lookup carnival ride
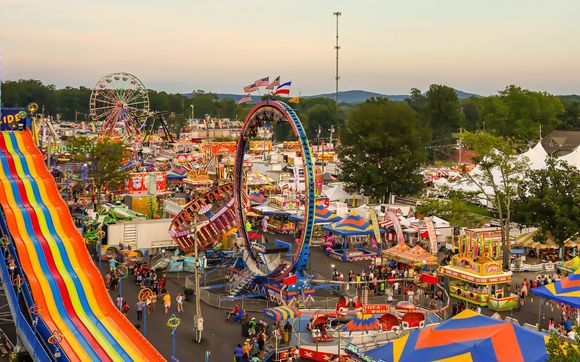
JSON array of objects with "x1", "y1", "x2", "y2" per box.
[
  {"x1": 232, "y1": 100, "x2": 315, "y2": 302},
  {"x1": 169, "y1": 182, "x2": 238, "y2": 253},
  {"x1": 0, "y1": 119, "x2": 163, "y2": 360},
  {"x1": 90, "y1": 72, "x2": 150, "y2": 139}
]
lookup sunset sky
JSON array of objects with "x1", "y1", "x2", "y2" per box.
[{"x1": 1, "y1": 0, "x2": 578, "y2": 95}]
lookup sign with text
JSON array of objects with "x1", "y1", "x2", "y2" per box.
[{"x1": 362, "y1": 304, "x2": 391, "y2": 314}]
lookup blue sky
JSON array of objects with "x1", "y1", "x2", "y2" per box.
[{"x1": 1, "y1": 0, "x2": 579, "y2": 95}]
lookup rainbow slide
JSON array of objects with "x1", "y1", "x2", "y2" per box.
[{"x1": 0, "y1": 130, "x2": 164, "y2": 361}]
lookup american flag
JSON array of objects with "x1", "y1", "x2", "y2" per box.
[
  {"x1": 237, "y1": 94, "x2": 252, "y2": 104},
  {"x1": 255, "y1": 77, "x2": 269, "y2": 87},
  {"x1": 244, "y1": 83, "x2": 258, "y2": 93},
  {"x1": 266, "y1": 76, "x2": 280, "y2": 90}
]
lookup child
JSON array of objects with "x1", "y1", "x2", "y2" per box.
[
  {"x1": 163, "y1": 291, "x2": 171, "y2": 314},
  {"x1": 176, "y1": 293, "x2": 184, "y2": 313}
]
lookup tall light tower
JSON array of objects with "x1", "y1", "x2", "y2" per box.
[{"x1": 333, "y1": 11, "x2": 341, "y2": 107}]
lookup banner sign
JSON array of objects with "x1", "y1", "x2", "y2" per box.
[
  {"x1": 0, "y1": 108, "x2": 28, "y2": 131},
  {"x1": 424, "y1": 217, "x2": 437, "y2": 254},
  {"x1": 387, "y1": 210, "x2": 405, "y2": 245},
  {"x1": 369, "y1": 209, "x2": 382, "y2": 247}
]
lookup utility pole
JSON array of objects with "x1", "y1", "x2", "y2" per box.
[{"x1": 333, "y1": 11, "x2": 341, "y2": 108}]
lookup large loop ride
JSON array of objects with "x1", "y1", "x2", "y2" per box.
[{"x1": 234, "y1": 100, "x2": 315, "y2": 280}]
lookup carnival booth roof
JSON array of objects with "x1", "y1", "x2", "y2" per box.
[
  {"x1": 513, "y1": 229, "x2": 559, "y2": 249},
  {"x1": 531, "y1": 267, "x2": 580, "y2": 308},
  {"x1": 358, "y1": 309, "x2": 549, "y2": 362},
  {"x1": 289, "y1": 203, "x2": 342, "y2": 224},
  {"x1": 249, "y1": 191, "x2": 267, "y2": 206},
  {"x1": 323, "y1": 212, "x2": 384, "y2": 236},
  {"x1": 166, "y1": 165, "x2": 188, "y2": 179},
  {"x1": 263, "y1": 306, "x2": 301, "y2": 322},
  {"x1": 382, "y1": 243, "x2": 438, "y2": 266},
  {"x1": 563, "y1": 256, "x2": 580, "y2": 271}
]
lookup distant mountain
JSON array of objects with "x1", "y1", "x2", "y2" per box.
[
  {"x1": 306, "y1": 90, "x2": 409, "y2": 103},
  {"x1": 184, "y1": 89, "x2": 481, "y2": 104}
]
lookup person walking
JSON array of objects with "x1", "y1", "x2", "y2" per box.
[
  {"x1": 163, "y1": 291, "x2": 171, "y2": 314},
  {"x1": 176, "y1": 293, "x2": 184, "y2": 313},
  {"x1": 135, "y1": 300, "x2": 143, "y2": 321},
  {"x1": 234, "y1": 344, "x2": 244, "y2": 362},
  {"x1": 116, "y1": 295, "x2": 124, "y2": 310},
  {"x1": 121, "y1": 301, "x2": 130, "y2": 316}
]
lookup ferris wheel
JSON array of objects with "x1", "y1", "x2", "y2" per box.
[{"x1": 89, "y1": 72, "x2": 150, "y2": 138}]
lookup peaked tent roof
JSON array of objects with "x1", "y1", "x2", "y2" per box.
[
  {"x1": 166, "y1": 165, "x2": 188, "y2": 179},
  {"x1": 249, "y1": 192, "x2": 267, "y2": 206},
  {"x1": 559, "y1": 146, "x2": 580, "y2": 169},
  {"x1": 354, "y1": 309, "x2": 549, "y2": 362},
  {"x1": 289, "y1": 203, "x2": 342, "y2": 224},
  {"x1": 531, "y1": 267, "x2": 580, "y2": 308},
  {"x1": 323, "y1": 212, "x2": 384, "y2": 236},
  {"x1": 520, "y1": 141, "x2": 548, "y2": 170}
]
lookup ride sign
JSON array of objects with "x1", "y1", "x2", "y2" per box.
[
  {"x1": 362, "y1": 304, "x2": 391, "y2": 314},
  {"x1": 0, "y1": 109, "x2": 28, "y2": 130}
]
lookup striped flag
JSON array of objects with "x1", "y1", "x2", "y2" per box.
[
  {"x1": 266, "y1": 76, "x2": 280, "y2": 90},
  {"x1": 255, "y1": 77, "x2": 269, "y2": 87},
  {"x1": 273, "y1": 81, "x2": 291, "y2": 96},
  {"x1": 238, "y1": 94, "x2": 252, "y2": 104},
  {"x1": 244, "y1": 83, "x2": 258, "y2": 93}
]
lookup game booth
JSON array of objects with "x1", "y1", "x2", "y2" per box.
[
  {"x1": 323, "y1": 213, "x2": 384, "y2": 262},
  {"x1": 382, "y1": 243, "x2": 438, "y2": 267},
  {"x1": 289, "y1": 203, "x2": 342, "y2": 245}
]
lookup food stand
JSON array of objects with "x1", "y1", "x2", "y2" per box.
[
  {"x1": 382, "y1": 243, "x2": 438, "y2": 267},
  {"x1": 438, "y1": 254, "x2": 518, "y2": 311}
]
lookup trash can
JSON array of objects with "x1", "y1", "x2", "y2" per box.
[{"x1": 184, "y1": 288, "x2": 194, "y2": 302}]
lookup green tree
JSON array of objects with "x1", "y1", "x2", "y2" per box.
[
  {"x1": 479, "y1": 86, "x2": 564, "y2": 141},
  {"x1": 166, "y1": 115, "x2": 187, "y2": 136},
  {"x1": 416, "y1": 196, "x2": 487, "y2": 228},
  {"x1": 546, "y1": 326, "x2": 580, "y2": 362},
  {"x1": 558, "y1": 98, "x2": 580, "y2": 130},
  {"x1": 513, "y1": 158, "x2": 580, "y2": 246},
  {"x1": 405, "y1": 88, "x2": 428, "y2": 115},
  {"x1": 338, "y1": 98, "x2": 426, "y2": 202},
  {"x1": 461, "y1": 97, "x2": 482, "y2": 131},
  {"x1": 303, "y1": 103, "x2": 341, "y2": 140},
  {"x1": 458, "y1": 132, "x2": 530, "y2": 269},
  {"x1": 426, "y1": 84, "x2": 463, "y2": 140},
  {"x1": 68, "y1": 136, "x2": 129, "y2": 203}
]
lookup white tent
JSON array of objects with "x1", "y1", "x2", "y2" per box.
[
  {"x1": 323, "y1": 183, "x2": 358, "y2": 202},
  {"x1": 559, "y1": 147, "x2": 580, "y2": 169},
  {"x1": 519, "y1": 141, "x2": 548, "y2": 170}
]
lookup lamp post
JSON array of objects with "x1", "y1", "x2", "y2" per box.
[
  {"x1": 194, "y1": 205, "x2": 211, "y2": 343},
  {"x1": 81, "y1": 163, "x2": 88, "y2": 235},
  {"x1": 114, "y1": 264, "x2": 128, "y2": 310},
  {"x1": 167, "y1": 314, "x2": 181, "y2": 359},
  {"x1": 30, "y1": 305, "x2": 41, "y2": 360},
  {"x1": 139, "y1": 288, "x2": 153, "y2": 338}
]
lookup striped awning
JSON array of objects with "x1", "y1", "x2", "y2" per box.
[
  {"x1": 263, "y1": 306, "x2": 301, "y2": 322},
  {"x1": 513, "y1": 230, "x2": 559, "y2": 249}
]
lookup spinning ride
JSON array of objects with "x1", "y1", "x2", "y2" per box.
[
  {"x1": 169, "y1": 183, "x2": 238, "y2": 253},
  {"x1": 234, "y1": 100, "x2": 315, "y2": 283},
  {"x1": 89, "y1": 72, "x2": 150, "y2": 138}
]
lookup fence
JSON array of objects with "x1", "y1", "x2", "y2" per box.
[{"x1": 199, "y1": 278, "x2": 450, "y2": 320}]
